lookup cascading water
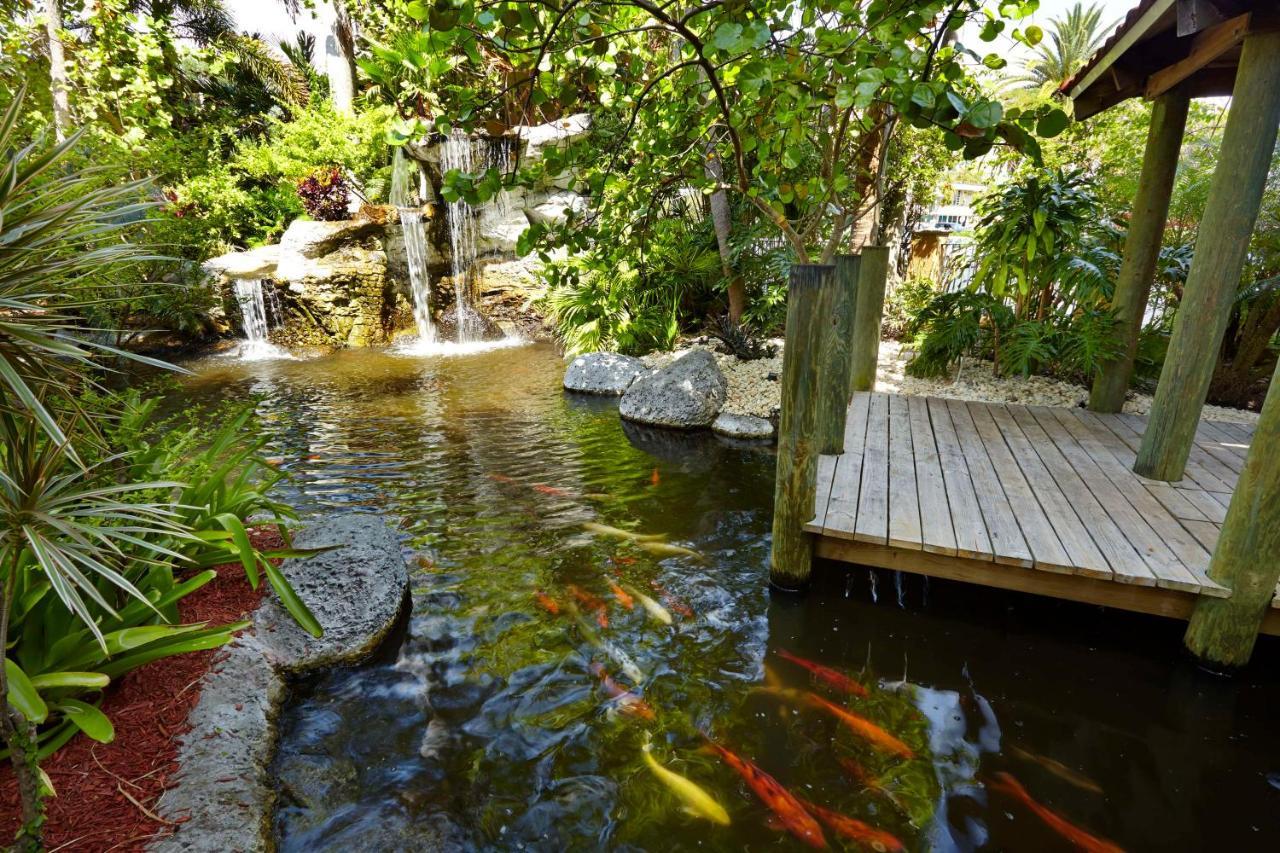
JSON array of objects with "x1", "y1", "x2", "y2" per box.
[
  {"x1": 439, "y1": 131, "x2": 483, "y2": 342},
  {"x1": 232, "y1": 279, "x2": 290, "y2": 360},
  {"x1": 391, "y1": 148, "x2": 436, "y2": 344}
]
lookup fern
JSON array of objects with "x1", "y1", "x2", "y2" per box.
[
  {"x1": 1057, "y1": 309, "x2": 1123, "y2": 381},
  {"x1": 999, "y1": 321, "x2": 1057, "y2": 376}
]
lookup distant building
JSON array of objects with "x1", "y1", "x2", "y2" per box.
[
  {"x1": 906, "y1": 180, "x2": 985, "y2": 288},
  {"x1": 918, "y1": 180, "x2": 984, "y2": 232}
]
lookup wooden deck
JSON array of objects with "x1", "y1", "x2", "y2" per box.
[{"x1": 808, "y1": 393, "x2": 1280, "y2": 634}]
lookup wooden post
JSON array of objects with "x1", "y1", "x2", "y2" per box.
[
  {"x1": 817, "y1": 254, "x2": 861, "y2": 453},
  {"x1": 1135, "y1": 28, "x2": 1280, "y2": 481},
  {"x1": 771, "y1": 264, "x2": 838, "y2": 591},
  {"x1": 848, "y1": 246, "x2": 890, "y2": 394},
  {"x1": 1183, "y1": 359, "x2": 1280, "y2": 669},
  {"x1": 1089, "y1": 86, "x2": 1190, "y2": 413}
]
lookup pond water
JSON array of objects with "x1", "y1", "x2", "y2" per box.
[{"x1": 176, "y1": 342, "x2": 1280, "y2": 852}]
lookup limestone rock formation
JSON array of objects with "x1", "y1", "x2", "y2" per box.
[
  {"x1": 619, "y1": 350, "x2": 727, "y2": 428},
  {"x1": 564, "y1": 352, "x2": 646, "y2": 395}
]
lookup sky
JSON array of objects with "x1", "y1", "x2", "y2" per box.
[{"x1": 225, "y1": 0, "x2": 1141, "y2": 62}]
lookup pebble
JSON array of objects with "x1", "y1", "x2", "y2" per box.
[{"x1": 642, "y1": 340, "x2": 1261, "y2": 425}]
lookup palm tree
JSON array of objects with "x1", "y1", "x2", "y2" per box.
[{"x1": 1014, "y1": 2, "x2": 1112, "y2": 91}]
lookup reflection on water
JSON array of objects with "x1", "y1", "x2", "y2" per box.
[{"x1": 171, "y1": 344, "x2": 1280, "y2": 852}]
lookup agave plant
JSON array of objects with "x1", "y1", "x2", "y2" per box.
[{"x1": 0, "y1": 90, "x2": 319, "y2": 849}]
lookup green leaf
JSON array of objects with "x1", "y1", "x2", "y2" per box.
[
  {"x1": 263, "y1": 561, "x2": 324, "y2": 638},
  {"x1": 967, "y1": 100, "x2": 1003, "y2": 129},
  {"x1": 58, "y1": 699, "x2": 114, "y2": 743},
  {"x1": 1024, "y1": 25, "x2": 1043, "y2": 46},
  {"x1": 5, "y1": 658, "x2": 47, "y2": 723},
  {"x1": 1036, "y1": 108, "x2": 1070, "y2": 138},
  {"x1": 214, "y1": 513, "x2": 260, "y2": 589},
  {"x1": 30, "y1": 672, "x2": 110, "y2": 691},
  {"x1": 711, "y1": 23, "x2": 744, "y2": 52}
]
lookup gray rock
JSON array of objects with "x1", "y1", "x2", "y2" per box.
[
  {"x1": 203, "y1": 244, "x2": 280, "y2": 279},
  {"x1": 712, "y1": 412, "x2": 775, "y2": 440},
  {"x1": 564, "y1": 352, "x2": 646, "y2": 395},
  {"x1": 526, "y1": 190, "x2": 586, "y2": 226},
  {"x1": 153, "y1": 515, "x2": 409, "y2": 853},
  {"x1": 619, "y1": 350, "x2": 727, "y2": 428},
  {"x1": 278, "y1": 218, "x2": 381, "y2": 259}
]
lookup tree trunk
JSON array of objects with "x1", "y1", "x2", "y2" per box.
[
  {"x1": 1184, "y1": 356, "x2": 1280, "y2": 668},
  {"x1": 43, "y1": 0, "x2": 70, "y2": 141},
  {"x1": 704, "y1": 148, "x2": 745, "y2": 323},
  {"x1": 325, "y1": 1, "x2": 356, "y2": 115},
  {"x1": 848, "y1": 104, "x2": 895, "y2": 251},
  {"x1": 1090, "y1": 87, "x2": 1190, "y2": 412},
  {"x1": 1135, "y1": 28, "x2": 1280, "y2": 481}
]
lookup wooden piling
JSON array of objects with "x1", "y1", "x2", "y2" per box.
[
  {"x1": 771, "y1": 263, "x2": 838, "y2": 591},
  {"x1": 1135, "y1": 29, "x2": 1280, "y2": 481},
  {"x1": 817, "y1": 254, "x2": 861, "y2": 453},
  {"x1": 1089, "y1": 85, "x2": 1190, "y2": 413},
  {"x1": 1184, "y1": 359, "x2": 1280, "y2": 669},
  {"x1": 848, "y1": 246, "x2": 890, "y2": 394}
]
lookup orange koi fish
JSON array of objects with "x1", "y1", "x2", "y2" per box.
[
  {"x1": 777, "y1": 649, "x2": 869, "y2": 698},
  {"x1": 650, "y1": 467, "x2": 660, "y2": 486},
  {"x1": 611, "y1": 555, "x2": 638, "y2": 567},
  {"x1": 569, "y1": 584, "x2": 609, "y2": 628},
  {"x1": 533, "y1": 483, "x2": 572, "y2": 497},
  {"x1": 533, "y1": 591, "x2": 560, "y2": 616},
  {"x1": 607, "y1": 579, "x2": 634, "y2": 610},
  {"x1": 588, "y1": 662, "x2": 655, "y2": 721},
  {"x1": 988, "y1": 772, "x2": 1124, "y2": 853},
  {"x1": 649, "y1": 581, "x2": 694, "y2": 619},
  {"x1": 796, "y1": 799, "x2": 904, "y2": 853},
  {"x1": 1009, "y1": 745, "x2": 1105, "y2": 796},
  {"x1": 703, "y1": 738, "x2": 825, "y2": 848},
  {"x1": 488, "y1": 473, "x2": 516, "y2": 483},
  {"x1": 836, "y1": 756, "x2": 880, "y2": 789},
  {"x1": 804, "y1": 695, "x2": 914, "y2": 760}
]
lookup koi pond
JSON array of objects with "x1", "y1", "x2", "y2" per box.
[{"x1": 175, "y1": 342, "x2": 1280, "y2": 851}]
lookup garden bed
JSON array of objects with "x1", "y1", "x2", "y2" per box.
[{"x1": 0, "y1": 530, "x2": 281, "y2": 852}]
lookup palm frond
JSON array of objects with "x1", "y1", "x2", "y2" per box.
[{"x1": 218, "y1": 33, "x2": 310, "y2": 106}]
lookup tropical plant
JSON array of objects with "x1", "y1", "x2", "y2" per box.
[
  {"x1": 297, "y1": 166, "x2": 352, "y2": 220},
  {"x1": 1012, "y1": 2, "x2": 1111, "y2": 91},
  {"x1": 0, "y1": 96, "x2": 318, "y2": 849}
]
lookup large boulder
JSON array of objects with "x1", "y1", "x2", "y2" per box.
[
  {"x1": 564, "y1": 352, "x2": 646, "y2": 396},
  {"x1": 526, "y1": 190, "x2": 587, "y2": 226},
  {"x1": 203, "y1": 244, "x2": 280, "y2": 279},
  {"x1": 278, "y1": 218, "x2": 382, "y2": 259},
  {"x1": 712, "y1": 412, "x2": 775, "y2": 440},
  {"x1": 619, "y1": 350, "x2": 727, "y2": 428}
]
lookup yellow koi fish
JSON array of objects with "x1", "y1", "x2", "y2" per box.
[
  {"x1": 637, "y1": 540, "x2": 704, "y2": 561},
  {"x1": 582, "y1": 521, "x2": 666, "y2": 542},
  {"x1": 626, "y1": 585, "x2": 673, "y2": 625},
  {"x1": 642, "y1": 739, "x2": 731, "y2": 826}
]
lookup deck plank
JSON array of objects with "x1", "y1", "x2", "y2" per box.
[
  {"x1": 1177, "y1": 487, "x2": 1228, "y2": 523},
  {"x1": 1113, "y1": 413, "x2": 1233, "y2": 493},
  {"x1": 853, "y1": 393, "x2": 890, "y2": 544},
  {"x1": 1029, "y1": 406, "x2": 1200, "y2": 592},
  {"x1": 1143, "y1": 482, "x2": 1210, "y2": 522},
  {"x1": 967, "y1": 402, "x2": 1072, "y2": 571},
  {"x1": 1007, "y1": 406, "x2": 1157, "y2": 586},
  {"x1": 945, "y1": 398, "x2": 1033, "y2": 566},
  {"x1": 907, "y1": 396, "x2": 957, "y2": 555},
  {"x1": 987, "y1": 405, "x2": 1112, "y2": 578},
  {"x1": 1182, "y1": 518, "x2": 1221, "y2": 552},
  {"x1": 1055, "y1": 409, "x2": 1222, "y2": 596},
  {"x1": 807, "y1": 453, "x2": 838, "y2": 533},
  {"x1": 886, "y1": 394, "x2": 923, "y2": 549},
  {"x1": 822, "y1": 393, "x2": 871, "y2": 539},
  {"x1": 927, "y1": 398, "x2": 992, "y2": 560}
]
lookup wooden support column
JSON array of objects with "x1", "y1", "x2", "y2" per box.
[
  {"x1": 847, "y1": 246, "x2": 890, "y2": 394},
  {"x1": 1183, "y1": 358, "x2": 1280, "y2": 669},
  {"x1": 1135, "y1": 28, "x2": 1280, "y2": 481},
  {"x1": 771, "y1": 264, "x2": 838, "y2": 591},
  {"x1": 817, "y1": 254, "x2": 860, "y2": 453},
  {"x1": 1090, "y1": 86, "x2": 1191, "y2": 413}
]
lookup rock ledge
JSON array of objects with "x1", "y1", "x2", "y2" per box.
[{"x1": 152, "y1": 515, "x2": 409, "y2": 853}]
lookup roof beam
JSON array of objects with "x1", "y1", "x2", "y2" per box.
[
  {"x1": 1068, "y1": 0, "x2": 1177, "y2": 101},
  {"x1": 1145, "y1": 12, "x2": 1250, "y2": 99}
]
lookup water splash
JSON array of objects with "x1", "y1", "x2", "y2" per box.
[
  {"x1": 439, "y1": 131, "x2": 484, "y2": 342},
  {"x1": 895, "y1": 570, "x2": 906, "y2": 608},
  {"x1": 391, "y1": 336, "x2": 528, "y2": 358},
  {"x1": 231, "y1": 279, "x2": 291, "y2": 360},
  {"x1": 868, "y1": 570, "x2": 878, "y2": 603},
  {"x1": 391, "y1": 149, "x2": 435, "y2": 344}
]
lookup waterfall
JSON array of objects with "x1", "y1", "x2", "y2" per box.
[
  {"x1": 485, "y1": 136, "x2": 516, "y2": 222},
  {"x1": 439, "y1": 131, "x2": 483, "y2": 342},
  {"x1": 232, "y1": 279, "x2": 289, "y2": 360},
  {"x1": 391, "y1": 148, "x2": 435, "y2": 343}
]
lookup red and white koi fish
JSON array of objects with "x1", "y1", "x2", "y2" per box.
[
  {"x1": 795, "y1": 799, "x2": 904, "y2": 853},
  {"x1": 989, "y1": 772, "x2": 1124, "y2": 853},
  {"x1": 650, "y1": 580, "x2": 694, "y2": 619},
  {"x1": 703, "y1": 737, "x2": 826, "y2": 848},
  {"x1": 777, "y1": 649, "x2": 869, "y2": 698},
  {"x1": 533, "y1": 483, "x2": 573, "y2": 497},
  {"x1": 569, "y1": 584, "x2": 609, "y2": 628},
  {"x1": 588, "y1": 662, "x2": 655, "y2": 721}
]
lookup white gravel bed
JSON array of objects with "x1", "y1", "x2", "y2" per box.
[{"x1": 641, "y1": 339, "x2": 1261, "y2": 425}]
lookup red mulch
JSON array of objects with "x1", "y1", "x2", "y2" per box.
[{"x1": 0, "y1": 530, "x2": 283, "y2": 852}]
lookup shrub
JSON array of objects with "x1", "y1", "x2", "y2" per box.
[
  {"x1": 883, "y1": 276, "x2": 938, "y2": 340},
  {"x1": 297, "y1": 167, "x2": 351, "y2": 221}
]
